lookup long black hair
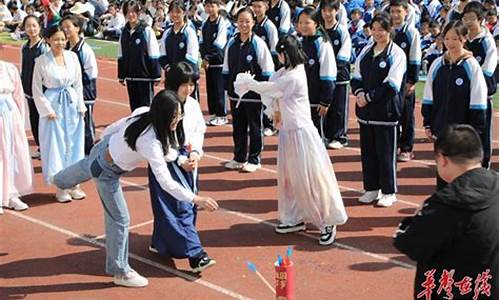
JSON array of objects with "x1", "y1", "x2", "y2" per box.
[
  {"x1": 276, "y1": 35, "x2": 308, "y2": 69},
  {"x1": 124, "y1": 90, "x2": 181, "y2": 154},
  {"x1": 165, "y1": 62, "x2": 198, "y2": 147}
]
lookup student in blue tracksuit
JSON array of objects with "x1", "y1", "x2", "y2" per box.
[
  {"x1": 351, "y1": 13, "x2": 406, "y2": 207},
  {"x1": 252, "y1": 0, "x2": 279, "y2": 136},
  {"x1": 267, "y1": 0, "x2": 291, "y2": 36},
  {"x1": 20, "y1": 15, "x2": 48, "y2": 159},
  {"x1": 201, "y1": 0, "x2": 228, "y2": 126},
  {"x1": 118, "y1": 0, "x2": 162, "y2": 111},
  {"x1": 253, "y1": 0, "x2": 279, "y2": 66},
  {"x1": 321, "y1": 0, "x2": 352, "y2": 149},
  {"x1": 389, "y1": 0, "x2": 421, "y2": 162},
  {"x1": 159, "y1": 0, "x2": 200, "y2": 101},
  {"x1": 297, "y1": 6, "x2": 337, "y2": 137},
  {"x1": 422, "y1": 20, "x2": 488, "y2": 190},
  {"x1": 61, "y1": 15, "x2": 98, "y2": 155},
  {"x1": 222, "y1": 7, "x2": 274, "y2": 173},
  {"x1": 463, "y1": 1, "x2": 498, "y2": 169}
]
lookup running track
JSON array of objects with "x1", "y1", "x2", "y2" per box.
[{"x1": 1, "y1": 44, "x2": 498, "y2": 300}]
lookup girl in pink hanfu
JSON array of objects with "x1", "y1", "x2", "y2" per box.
[
  {"x1": 234, "y1": 35, "x2": 348, "y2": 245},
  {"x1": 0, "y1": 59, "x2": 33, "y2": 213}
]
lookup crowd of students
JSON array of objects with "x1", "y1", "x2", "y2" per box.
[{"x1": 0, "y1": 0, "x2": 498, "y2": 292}]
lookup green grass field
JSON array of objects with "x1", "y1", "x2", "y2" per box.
[{"x1": 1, "y1": 32, "x2": 498, "y2": 107}]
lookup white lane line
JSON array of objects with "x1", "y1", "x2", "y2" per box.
[{"x1": 4, "y1": 209, "x2": 253, "y2": 300}]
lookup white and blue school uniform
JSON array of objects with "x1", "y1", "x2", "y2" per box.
[
  {"x1": 351, "y1": 41, "x2": 406, "y2": 195},
  {"x1": 53, "y1": 106, "x2": 198, "y2": 275},
  {"x1": 325, "y1": 22, "x2": 351, "y2": 145},
  {"x1": 118, "y1": 21, "x2": 162, "y2": 111},
  {"x1": 348, "y1": 19, "x2": 365, "y2": 36},
  {"x1": 253, "y1": 15, "x2": 279, "y2": 130},
  {"x1": 301, "y1": 33, "x2": 337, "y2": 136},
  {"x1": 148, "y1": 96, "x2": 208, "y2": 260},
  {"x1": 200, "y1": 16, "x2": 228, "y2": 117},
  {"x1": 420, "y1": 33, "x2": 436, "y2": 51},
  {"x1": 363, "y1": 6, "x2": 376, "y2": 24},
  {"x1": 422, "y1": 54, "x2": 488, "y2": 137},
  {"x1": 160, "y1": 22, "x2": 200, "y2": 100},
  {"x1": 222, "y1": 33, "x2": 274, "y2": 165},
  {"x1": 267, "y1": 0, "x2": 291, "y2": 36},
  {"x1": 32, "y1": 50, "x2": 86, "y2": 185},
  {"x1": 422, "y1": 42, "x2": 443, "y2": 72},
  {"x1": 20, "y1": 39, "x2": 48, "y2": 148},
  {"x1": 465, "y1": 28, "x2": 497, "y2": 168},
  {"x1": 68, "y1": 38, "x2": 98, "y2": 155},
  {"x1": 393, "y1": 22, "x2": 421, "y2": 154},
  {"x1": 352, "y1": 30, "x2": 372, "y2": 59},
  {"x1": 253, "y1": 15, "x2": 279, "y2": 66},
  {"x1": 424, "y1": 0, "x2": 442, "y2": 20}
]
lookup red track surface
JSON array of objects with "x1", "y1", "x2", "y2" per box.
[{"x1": 1, "y1": 44, "x2": 498, "y2": 300}]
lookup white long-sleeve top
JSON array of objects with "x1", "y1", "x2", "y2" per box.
[
  {"x1": 182, "y1": 96, "x2": 206, "y2": 156},
  {"x1": 101, "y1": 107, "x2": 196, "y2": 203},
  {"x1": 245, "y1": 65, "x2": 314, "y2": 131},
  {"x1": 32, "y1": 50, "x2": 86, "y2": 117}
]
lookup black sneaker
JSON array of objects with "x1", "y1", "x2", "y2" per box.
[
  {"x1": 319, "y1": 225, "x2": 336, "y2": 246},
  {"x1": 190, "y1": 255, "x2": 216, "y2": 273},
  {"x1": 275, "y1": 222, "x2": 306, "y2": 234}
]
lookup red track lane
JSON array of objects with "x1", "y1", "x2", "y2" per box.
[{"x1": 1, "y1": 44, "x2": 498, "y2": 300}]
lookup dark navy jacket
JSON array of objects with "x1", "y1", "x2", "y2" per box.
[
  {"x1": 20, "y1": 39, "x2": 48, "y2": 98},
  {"x1": 117, "y1": 21, "x2": 162, "y2": 81},
  {"x1": 301, "y1": 34, "x2": 337, "y2": 107},
  {"x1": 267, "y1": 0, "x2": 291, "y2": 36},
  {"x1": 351, "y1": 41, "x2": 406, "y2": 124},
  {"x1": 68, "y1": 38, "x2": 98, "y2": 103},
  {"x1": 200, "y1": 16, "x2": 228, "y2": 67},
  {"x1": 422, "y1": 55, "x2": 488, "y2": 137},
  {"x1": 159, "y1": 22, "x2": 199, "y2": 74},
  {"x1": 325, "y1": 22, "x2": 352, "y2": 84},
  {"x1": 465, "y1": 27, "x2": 498, "y2": 96},
  {"x1": 393, "y1": 23, "x2": 421, "y2": 85},
  {"x1": 222, "y1": 33, "x2": 274, "y2": 101}
]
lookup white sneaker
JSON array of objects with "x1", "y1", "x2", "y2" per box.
[
  {"x1": 113, "y1": 269, "x2": 148, "y2": 288},
  {"x1": 31, "y1": 149, "x2": 40, "y2": 159},
  {"x1": 7, "y1": 197, "x2": 29, "y2": 211},
  {"x1": 94, "y1": 32, "x2": 104, "y2": 39},
  {"x1": 208, "y1": 117, "x2": 228, "y2": 126},
  {"x1": 327, "y1": 140, "x2": 344, "y2": 150},
  {"x1": 205, "y1": 115, "x2": 215, "y2": 125},
  {"x1": 376, "y1": 193, "x2": 397, "y2": 207},
  {"x1": 241, "y1": 163, "x2": 261, "y2": 173},
  {"x1": 68, "y1": 185, "x2": 86, "y2": 200},
  {"x1": 224, "y1": 160, "x2": 246, "y2": 170},
  {"x1": 358, "y1": 190, "x2": 381, "y2": 204},
  {"x1": 56, "y1": 189, "x2": 72, "y2": 203},
  {"x1": 263, "y1": 128, "x2": 276, "y2": 137}
]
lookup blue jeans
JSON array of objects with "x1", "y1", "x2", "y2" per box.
[{"x1": 53, "y1": 136, "x2": 130, "y2": 275}]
